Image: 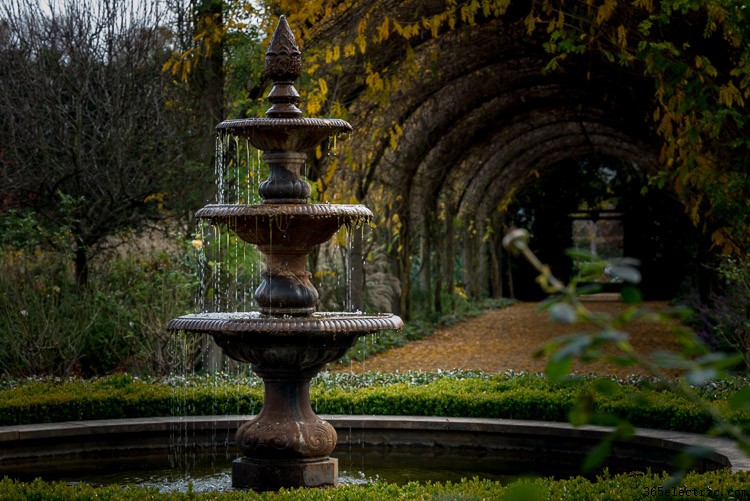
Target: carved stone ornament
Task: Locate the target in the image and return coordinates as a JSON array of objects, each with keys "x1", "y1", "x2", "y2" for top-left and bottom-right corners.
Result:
[{"x1": 264, "y1": 15, "x2": 302, "y2": 83}]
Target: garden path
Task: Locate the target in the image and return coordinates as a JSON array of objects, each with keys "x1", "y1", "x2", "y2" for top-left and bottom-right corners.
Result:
[{"x1": 345, "y1": 296, "x2": 684, "y2": 378}]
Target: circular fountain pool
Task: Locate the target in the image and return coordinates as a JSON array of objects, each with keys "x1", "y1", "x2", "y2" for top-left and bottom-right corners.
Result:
[
  {"x1": 1, "y1": 415, "x2": 746, "y2": 492},
  {"x1": 0, "y1": 446, "x2": 585, "y2": 492}
]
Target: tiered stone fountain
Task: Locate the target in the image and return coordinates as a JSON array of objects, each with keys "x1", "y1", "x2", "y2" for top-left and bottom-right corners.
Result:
[{"x1": 167, "y1": 16, "x2": 403, "y2": 491}]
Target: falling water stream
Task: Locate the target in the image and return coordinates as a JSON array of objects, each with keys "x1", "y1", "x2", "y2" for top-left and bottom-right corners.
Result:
[{"x1": 159, "y1": 126, "x2": 378, "y2": 490}]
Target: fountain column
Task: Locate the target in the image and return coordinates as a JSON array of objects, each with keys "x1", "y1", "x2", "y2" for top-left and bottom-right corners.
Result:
[{"x1": 232, "y1": 366, "x2": 338, "y2": 490}]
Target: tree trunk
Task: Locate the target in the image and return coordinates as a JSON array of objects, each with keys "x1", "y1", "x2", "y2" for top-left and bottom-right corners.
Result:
[
  {"x1": 420, "y1": 219, "x2": 433, "y2": 315},
  {"x1": 444, "y1": 203, "x2": 455, "y2": 310},
  {"x1": 477, "y1": 220, "x2": 489, "y2": 299},
  {"x1": 74, "y1": 243, "x2": 89, "y2": 288},
  {"x1": 388, "y1": 249, "x2": 402, "y2": 316},
  {"x1": 399, "y1": 256, "x2": 412, "y2": 319},
  {"x1": 507, "y1": 248, "x2": 515, "y2": 299},
  {"x1": 463, "y1": 222, "x2": 480, "y2": 300},
  {"x1": 490, "y1": 233, "x2": 502, "y2": 298},
  {"x1": 398, "y1": 225, "x2": 412, "y2": 320},
  {"x1": 433, "y1": 211, "x2": 443, "y2": 314}
]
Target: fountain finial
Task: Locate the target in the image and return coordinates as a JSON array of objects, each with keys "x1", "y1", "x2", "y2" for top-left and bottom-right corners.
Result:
[{"x1": 265, "y1": 15, "x2": 303, "y2": 118}]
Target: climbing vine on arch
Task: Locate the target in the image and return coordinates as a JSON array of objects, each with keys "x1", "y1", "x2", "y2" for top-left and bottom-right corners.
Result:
[
  {"x1": 169, "y1": 0, "x2": 750, "y2": 316},
  {"x1": 526, "y1": 0, "x2": 750, "y2": 253}
]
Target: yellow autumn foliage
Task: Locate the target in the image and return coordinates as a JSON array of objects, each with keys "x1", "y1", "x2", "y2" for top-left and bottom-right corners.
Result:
[{"x1": 163, "y1": 0, "x2": 750, "y2": 254}]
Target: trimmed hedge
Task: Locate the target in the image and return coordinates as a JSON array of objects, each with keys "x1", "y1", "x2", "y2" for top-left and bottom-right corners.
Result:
[
  {"x1": 2, "y1": 371, "x2": 749, "y2": 435},
  {"x1": 1, "y1": 470, "x2": 750, "y2": 500},
  {"x1": 0, "y1": 374, "x2": 264, "y2": 425},
  {"x1": 2, "y1": 372, "x2": 750, "y2": 499}
]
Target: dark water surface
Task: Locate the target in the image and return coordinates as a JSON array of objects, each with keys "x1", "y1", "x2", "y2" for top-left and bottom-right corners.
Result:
[{"x1": 1, "y1": 446, "x2": 662, "y2": 493}]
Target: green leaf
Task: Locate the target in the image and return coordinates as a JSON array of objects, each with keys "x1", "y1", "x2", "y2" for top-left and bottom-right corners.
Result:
[
  {"x1": 576, "y1": 283, "x2": 603, "y2": 295},
  {"x1": 620, "y1": 285, "x2": 643, "y2": 304},
  {"x1": 608, "y1": 355, "x2": 637, "y2": 366},
  {"x1": 609, "y1": 264, "x2": 642, "y2": 284},
  {"x1": 538, "y1": 295, "x2": 564, "y2": 311},
  {"x1": 569, "y1": 392, "x2": 594, "y2": 426},
  {"x1": 686, "y1": 368, "x2": 717, "y2": 386},
  {"x1": 696, "y1": 351, "x2": 743, "y2": 370},
  {"x1": 549, "y1": 302, "x2": 577, "y2": 324},
  {"x1": 589, "y1": 413, "x2": 621, "y2": 427},
  {"x1": 579, "y1": 262, "x2": 606, "y2": 281},
  {"x1": 612, "y1": 305, "x2": 645, "y2": 327},
  {"x1": 672, "y1": 445, "x2": 715, "y2": 470},
  {"x1": 728, "y1": 387, "x2": 750, "y2": 411},
  {"x1": 651, "y1": 350, "x2": 690, "y2": 369},
  {"x1": 594, "y1": 330, "x2": 629, "y2": 343},
  {"x1": 672, "y1": 327, "x2": 710, "y2": 356},
  {"x1": 582, "y1": 438, "x2": 612, "y2": 472},
  {"x1": 593, "y1": 378, "x2": 620, "y2": 395},
  {"x1": 664, "y1": 445, "x2": 716, "y2": 489},
  {"x1": 546, "y1": 357, "x2": 572, "y2": 382},
  {"x1": 659, "y1": 305, "x2": 693, "y2": 323},
  {"x1": 552, "y1": 335, "x2": 593, "y2": 361}
]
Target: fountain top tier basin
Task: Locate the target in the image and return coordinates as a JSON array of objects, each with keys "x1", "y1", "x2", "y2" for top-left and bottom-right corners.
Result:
[{"x1": 217, "y1": 117, "x2": 352, "y2": 152}]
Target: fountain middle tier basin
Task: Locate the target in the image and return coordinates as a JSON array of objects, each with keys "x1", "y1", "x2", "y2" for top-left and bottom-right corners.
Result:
[
  {"x1": 216, "y1": 117, "x2": 352, "y2": 151},
  {"x1": 196, "y1": 203, "x2": 372, "y2": 251},
  {"x1": 167, "y1": 312, "x2": 403, "y2": 369}
]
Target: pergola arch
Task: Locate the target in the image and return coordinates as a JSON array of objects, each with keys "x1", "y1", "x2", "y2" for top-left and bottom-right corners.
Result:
[
  {"x1": 306, "y1": 6, "x2": 680, "y2": 314},
  {"x1": 468, "y1": 124, "x2": 659, "y2": 224},
  {"x1": 371, "y1": 68, "x2": 655, "y2": 244}
]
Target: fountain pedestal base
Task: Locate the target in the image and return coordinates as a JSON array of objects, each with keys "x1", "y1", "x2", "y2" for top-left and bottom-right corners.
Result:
[{"x1": 232, "y1": 457, "x2": 338, "y2": 491}]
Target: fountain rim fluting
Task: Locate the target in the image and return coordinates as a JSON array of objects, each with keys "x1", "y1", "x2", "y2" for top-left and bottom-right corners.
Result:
[
  {"x1": 167, "y1": 312, "x2": 403, "y2": 336},
  {"x1": 214, "y1": 117, "x2": 353, "y2": 151},
  {"x1": 195, "y1": 203, "x2": 372, "y2": 220},
  {"x1": 216, "y1": 117, "x2": 352, "y2": 132}
]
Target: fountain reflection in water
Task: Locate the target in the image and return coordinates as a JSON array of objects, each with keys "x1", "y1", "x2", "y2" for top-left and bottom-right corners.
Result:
[
  {"x1": 167, "y1": 15, "x2": 403, "y2": 491},
  {"x1": 1, "y1": 447, "x2": 538, "y2": 493}
]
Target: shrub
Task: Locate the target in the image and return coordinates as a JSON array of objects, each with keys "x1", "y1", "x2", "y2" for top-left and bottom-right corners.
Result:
[
  {"x1": 1, "y1": 470, "x2": 750, "y2": 500},
  {"x1": 2, "y1": 373, "x2": 750, "y2": 499},
  {"x1": 2, "y1": 371, "x2": 749, "y2": 434},
  {"x1": 0, "y1": 248, "x2": 198, "y2": 377},
  {"x1": 0, "y1": 374, "x2": 266, "y2": 425},
  {"x1": 685, "y1": 256, "x2": 750, "y2": 371}
]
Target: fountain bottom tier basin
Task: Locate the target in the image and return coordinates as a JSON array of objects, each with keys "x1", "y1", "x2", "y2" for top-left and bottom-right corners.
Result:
[
  {"x1": 166, "y1": 313, "x2": 404, "y2": 490},
  {"x1": 167, "y1": 312, "x2": 403, "y2": 334},
  {"x1": 1, "y1": 415, "x2": 747, "y2": 493}
]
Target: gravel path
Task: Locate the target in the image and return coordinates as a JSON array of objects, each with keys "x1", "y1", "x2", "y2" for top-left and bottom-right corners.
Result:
[{"x1": 345, "y1": 297, "x2": 683, "y2": 377}]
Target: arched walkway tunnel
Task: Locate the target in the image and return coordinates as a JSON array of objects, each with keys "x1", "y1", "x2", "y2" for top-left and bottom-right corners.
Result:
[
  {"x1": 506, "y1": 156, "x2": 698, "y2": 301},
  {"x1": 299, "y1": 3, "x2": 712, "y2": 317}
]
